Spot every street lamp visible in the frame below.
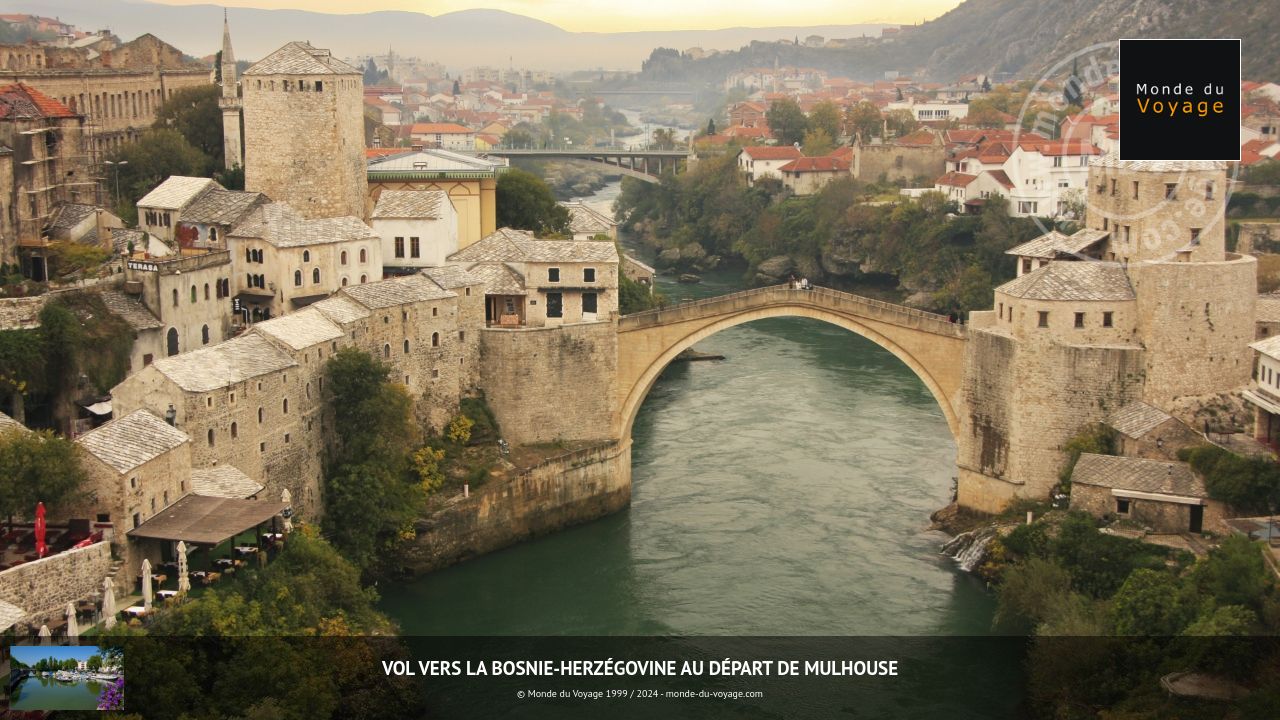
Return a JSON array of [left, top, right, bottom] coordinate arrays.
[[103, 160, 128, 211]]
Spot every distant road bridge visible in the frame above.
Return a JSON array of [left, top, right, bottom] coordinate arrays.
[[476, 148, 693, 182]]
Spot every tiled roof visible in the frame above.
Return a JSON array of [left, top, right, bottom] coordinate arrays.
[[230, 203, 379, 248], [0, 410, 26, 434], [421, 265, 483, 289], [1256, 295, 1280, 325], [1091, 156, 1228, 172], [623, 254, 656, 274], [366, 148, 506, 175], [151, 334, 297, 393], [109, 228, 148, 255], [985, 169, 1014, 189], [180, 188, 267, 226], [0, 83, 77, 119], [137, 176, 217, 210], [191, 465, 264, 499], [372, 190, 447, 219], [1108, 401, 1175, 439], [311, 295, 371, 325], [1072, 453, 1206, 499], [47, 203, 97, 231], [97, 289, 162, 331], [779, 156, 850, 173], [895, 129, 938, 146], [410, 122, 473, 134], [464, 262, 526, 295], [76, 410, 189, 474], [739, 146, 802, 161], [244, 41, 360, 76], [251, 308, 344, 350], [340, 273, 456, 310], [936, 171, 977, 187], [996, 260, 1135, 301], [1006, 228, 1109, 259], [447, 228, 618, 263], [560, 202, 616, 235], [1249, 333, 1280, 360]]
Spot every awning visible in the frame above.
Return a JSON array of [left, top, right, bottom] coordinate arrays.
[[1243, 389, 1280, 416], [290, 293, 330, 309], [233, 291, 273, 304], [126, 494, 288, 546]]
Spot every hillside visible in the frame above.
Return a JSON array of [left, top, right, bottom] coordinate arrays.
[[641, 0, 1279, 83]]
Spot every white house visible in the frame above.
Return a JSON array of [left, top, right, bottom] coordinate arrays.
[[409, 122, 476, 150], [885, 100, 970, 122], [370, 190, 459, 272], [736, 145, 803, 184]]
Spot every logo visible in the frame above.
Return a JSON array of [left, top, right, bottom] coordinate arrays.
[[1119, 39, 1240, 161]]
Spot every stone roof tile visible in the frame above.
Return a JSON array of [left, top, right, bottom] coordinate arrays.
[[243, 41, 360, 76], [230, 203, 379, 248], [97, 289, 162, 331], [560, 202, 616, 235], [421, 265, 483, 289], [464, 262, 526, 295], [996, 260, 1134, 302], [191, 465, 264, 499], [76, 410, 189, 474], [1006, 228, 1109, 259], [339, 273, 456, 310], [371, 190, 447, 219], [251, 308, 344, 350], [312, 295, 372, 325], [1072, 453, 1206, 498], [447, 228, 618, 264], [1107, 401, 1175, 439], [151, 334, 297, 393], [180, 189, 268, 226], [137, 176, 218, 210]]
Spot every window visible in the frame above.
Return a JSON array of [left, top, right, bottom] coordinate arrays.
[[583, 292, 598, 314], [294, 270, 302, 286], [394, 237, 404, 258], [383, 343, 391, 358], [1102, 311, 1114, 328], [584, 268, 596, 282], [313, 268, 321, 284], [1110, 179, 1116, 196], [316, 81, 322, 91], [1036, 311, 1049, 327], [1116, 498, 1131, 514], [1017, 201, 1037, 214], [166, 328, 179, 356], [172, 289, 179, 307], [360, 274, 368, 283], [190, 285, 197, 303], [284, 433, 290, 444], [1123, 225, 1131, 243], [432, 307, 438, 317], [258, 407, 263, 423], [1132, 181, 1139, 199], [133, 513, 140, 529], [282, 398, 288, 414], [1052, 156, 1063, 167], [1164, 183, 1177, 199], [202, 324, 210, 345], [303, 250, 310, 262], [1021, 258, 1031, 274], [432, 369, 439, 379], [404, 339, 410, 354], [1074, 312, 1084, 328], [359, 248, 367, 263], [207, 429, 215, 446], [548, 268, 561, 283], [1205, 182, 1214, 200], [260, 442, 266, 453], [342, 277, 348, 286], [143, 353, 153, 366], [459, 330, 465, 341], [546, 292, 563, 318], [231, 422, 238, 439], [340, 250, 348, 265], [204, 283, 210, 300], [998, 302, 1004, 318], [410, 237, 420, 258], [1190, 228, 1201, 246]]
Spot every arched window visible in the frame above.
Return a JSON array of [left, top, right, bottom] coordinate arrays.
[[190, 285, 197, 303], [257, 407, 263, 423], [359, 248, 367, 263], [201, 324, 210, 345], [432, 332, 440, 347], [204, 283, 210, 300], [341, 277, 348, 286], [403, 339, 410, 354], [246, 248, 252, 263], [172, 289, 179, 307], [294, 270, 302, 286], [340, 251, 347, 265], [312, 268, 320, 284], [383, 344, 391, 358], [303, 250, 310, 262], [360, 274, 368, 283], [210, 227, 218, 242], [166, 328, 179, 356], [282, 398, 288, 414], [207, 429, 215, 446], [246, 273, 253, 287], [230, 422, 238, 439]]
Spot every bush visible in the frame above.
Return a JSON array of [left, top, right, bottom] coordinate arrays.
[[1181, 444, 1280, 515], [459, 396, 499, 443]]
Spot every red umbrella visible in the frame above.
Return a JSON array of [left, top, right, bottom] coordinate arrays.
[[34, 502, 47, 558]]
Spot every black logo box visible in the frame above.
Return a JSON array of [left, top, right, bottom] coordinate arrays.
[[1119, 38, 1240, 161]]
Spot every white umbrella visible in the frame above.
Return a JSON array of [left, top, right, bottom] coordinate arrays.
[[141, 558, 153, 613], [102, 577, 117, 630], [176, 541, 190, 594], [38, 624, 50, 645], [281, 489, 293, 533], [65, 601, 78, 640]]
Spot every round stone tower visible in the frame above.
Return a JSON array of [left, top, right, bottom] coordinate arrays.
[[241, 41, 368, 220]]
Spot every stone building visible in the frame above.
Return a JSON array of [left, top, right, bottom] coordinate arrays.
[[227, 202, 382, 320], [446, 228, 618, 327], [1106, 400, 1201, 461], [560, 201, 618, 241], [0, 83, 95, 271], [1069, 453, 1225, 535], [135, 175, 266, 251], [370, 190, 458, 273], [1244, 334, 1280, 449], [242, 42, 367, 220], [122, 250, 234, 360], [366, 149, 507, 249], [779, 156, 851, 196], [853, 131, 946, 182], [136, 176, 218, 244], [958, 158, 1256, 511]]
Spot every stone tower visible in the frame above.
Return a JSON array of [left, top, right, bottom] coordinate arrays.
[[241, 41, 368, 220], [955, 157, 1255, 513], [218, 12, 243, 170]]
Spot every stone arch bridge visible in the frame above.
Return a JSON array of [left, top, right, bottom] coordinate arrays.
[[615, 285, 969, 443]]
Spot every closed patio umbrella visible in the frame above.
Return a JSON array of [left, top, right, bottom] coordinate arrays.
[[281, 489, 293, 533], [38, 624, 50, 645], [141, 558, 153, 613], [176, 541, 190, 594], [34, 502, 46, 558], [65, 601, 78, 639], [102, 577, 117, 630]]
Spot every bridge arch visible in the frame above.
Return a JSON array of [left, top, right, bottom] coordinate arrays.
[[615, 287, 968, 444]]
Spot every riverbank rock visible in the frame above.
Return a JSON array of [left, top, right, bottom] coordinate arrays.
[[656, 247, 683, 268], [756, 255, 794, 282]]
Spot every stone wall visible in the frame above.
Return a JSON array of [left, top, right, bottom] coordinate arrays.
[[1236, 222, 1280, 255], [0, 541, 111, 627], [478, 321, 617, 446], [401, 441, 630, 574], [854, 143, 945, 183], [1071, 483, 1228, 535]]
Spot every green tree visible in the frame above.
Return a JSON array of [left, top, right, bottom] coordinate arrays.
[[495, 168, 571, 236], [807, 100, 842, 141], [1191, 534, 1273, 611], [153, 85, 225, 167], [87, 655, 102, 671], [0, 428, 86, 522], [801, 128, 835, 156], [106, 129, 212, 222], [766, 99, 809, 146], [1181, 444, 1280, 515], [1109, 569, 1193, 635], [883, 108, 919, 138], [844, 101, 882, 143], [705, 118, 716, 136], [651, 127, 677, 150], [993, 556, 1073, 633]]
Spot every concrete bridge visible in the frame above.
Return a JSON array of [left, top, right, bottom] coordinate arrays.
[[477, 148, 692, 182], [615, 285, 969, 441]]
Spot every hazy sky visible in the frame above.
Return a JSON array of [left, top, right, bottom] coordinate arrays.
[[148, 1, 963, 32]]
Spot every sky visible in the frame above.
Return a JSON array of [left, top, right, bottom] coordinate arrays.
[[145, 0, 964, 32], [12, 645, 103, 664]]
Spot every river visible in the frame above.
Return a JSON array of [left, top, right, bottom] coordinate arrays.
[[379, 182, 1017, 712]]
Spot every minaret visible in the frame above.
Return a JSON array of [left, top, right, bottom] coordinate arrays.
[[219, 11, 243, 170]]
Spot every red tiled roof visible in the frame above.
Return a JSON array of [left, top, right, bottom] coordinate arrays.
[[365, 147, 406, 158], [0, 83, 77, 120], [985, 170, 1014, 189], [779, 156, 850, 173], [722, 125, 772, 138], [410, 122, 473, 134], [895, 129, 937, 147], [740, 145, 802, 160], [1241, 139, 1278, 166], [935, 171, 977, 187], [1032, 140, 1102, 156]]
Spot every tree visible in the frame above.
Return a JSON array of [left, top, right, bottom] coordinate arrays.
[[1063, 58, 1085, 108], [1109, 569, 1193, 635], [844, 101, 881, 143], [705, 118, 716, 136], [106, 129, 211, 223], [801, 128, 835, 156], [87, 655, 103, 671], [495, 168, 571, 236], [153, 85, 224, 167], [965, 98, 1009, 129], [0, 428, 86, 522], [883, 109, 919, 138], [651, 127, 677, 150], [807, 101, 842, 142], [766, 99, 808, 146]]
